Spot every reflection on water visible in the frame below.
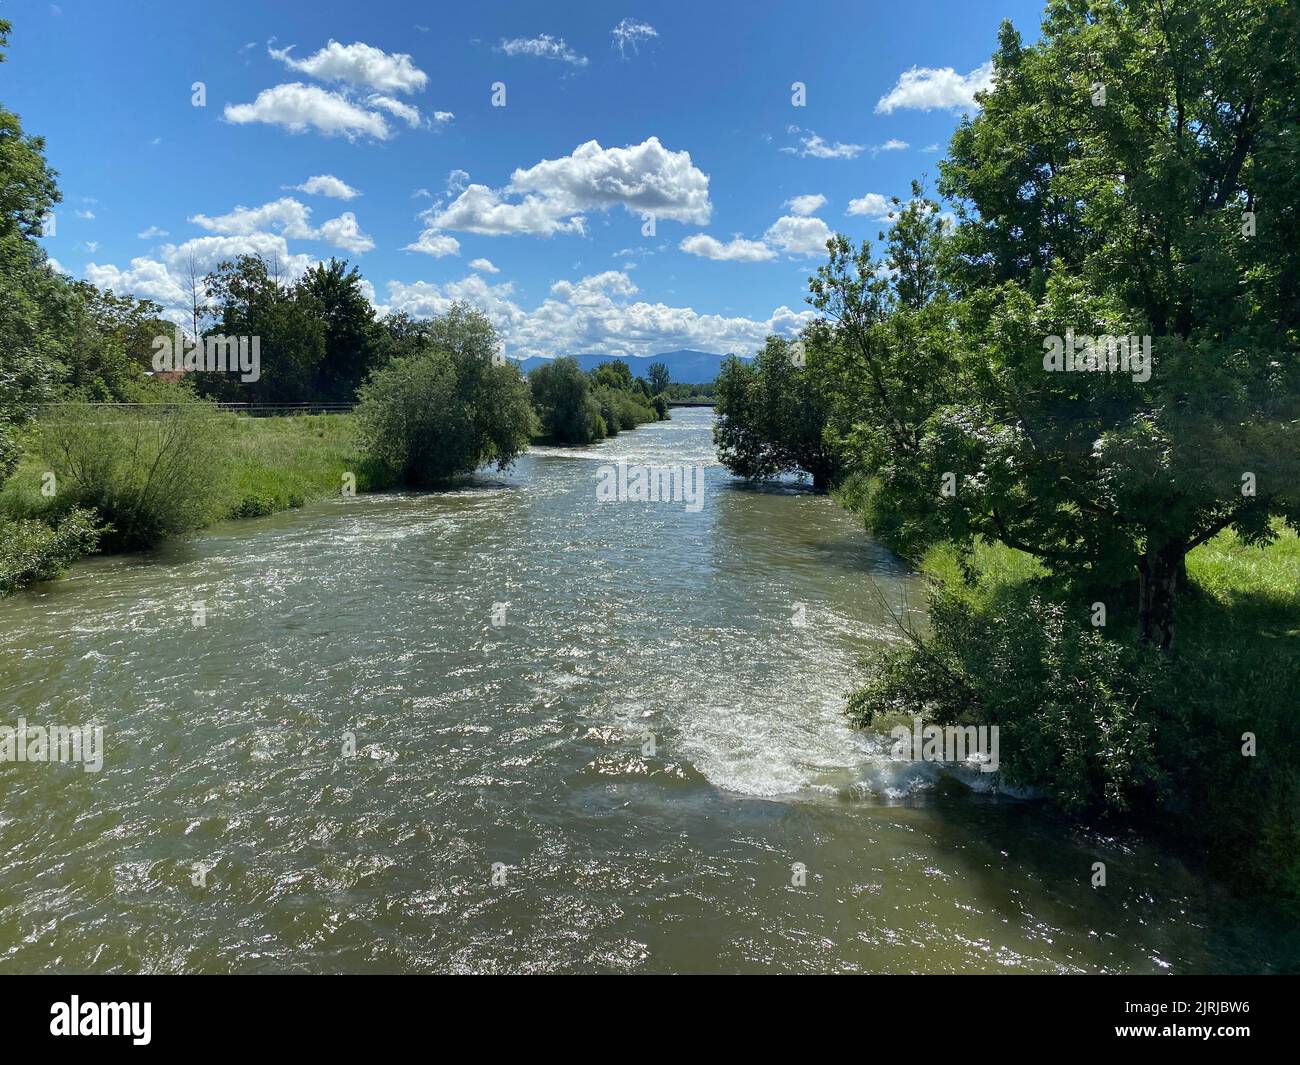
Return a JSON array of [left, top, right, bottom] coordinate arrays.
[[0, 409, 1294, 973]]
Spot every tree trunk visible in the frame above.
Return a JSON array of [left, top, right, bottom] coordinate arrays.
[[812, 469, 829, 493], [1138, 539, 1185, 653]]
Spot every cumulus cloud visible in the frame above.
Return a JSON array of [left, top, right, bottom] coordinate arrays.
[[190, 197, 317, 239], [498, 35, 587, 67], [785, 194, 826, 216], [846, 193, 895, 220], [224, 82, 391, 140], [189, 197, 373, 253], [318, 212, 375, 253], [763, 214, 834, 257], [269, 40, 428, 94], [611, 19, 657, 58], [137, 225, 170, 239], [289, 174, 361, 200], [470, 258, 500, 273], [385, 269, 812, 358], [679, 234, 776, 262], [404, 232, 462, 257], [875, 61, 994, 113], [410, 137, 711, 245]]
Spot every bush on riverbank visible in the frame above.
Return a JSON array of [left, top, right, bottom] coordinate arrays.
[[847, 531, 1300, 896], [355, 304, 536, 486], [0, 508, 102, 595], [32, 386, 232, 551]]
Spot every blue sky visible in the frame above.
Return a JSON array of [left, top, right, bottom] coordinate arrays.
[[10, 0, 1044, 358]]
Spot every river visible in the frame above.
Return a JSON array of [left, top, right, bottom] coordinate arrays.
[[0, 409, 1293, 973]]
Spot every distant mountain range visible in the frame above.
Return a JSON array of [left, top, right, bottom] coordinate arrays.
[[513, 349, 749, 383]]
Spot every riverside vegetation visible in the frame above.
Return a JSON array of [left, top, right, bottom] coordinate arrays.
[[714, 1, 1299, 895]]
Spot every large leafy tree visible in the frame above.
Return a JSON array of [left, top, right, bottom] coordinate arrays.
[[301, 258, 380, 402], [647, 361, 670, 396], [714, 336, 841, 491], [0, 17, 61, 478], [202, 255, 326, 403], [355, 303, 535, 485], [820, 0, 1300, 650]]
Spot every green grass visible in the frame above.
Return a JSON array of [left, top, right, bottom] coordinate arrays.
[[1, 413, 382, 526], [217, 414, 387, 518]]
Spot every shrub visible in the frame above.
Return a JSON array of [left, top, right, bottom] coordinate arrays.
[[35, 388, 233, 551], [355, 323, 535, 486], [0, 508, 102, 595]]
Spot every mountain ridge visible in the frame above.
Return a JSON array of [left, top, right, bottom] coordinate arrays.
[[513, 349, 750, 383]]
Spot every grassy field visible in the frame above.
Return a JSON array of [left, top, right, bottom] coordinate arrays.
[[1, 412, 377, 524]]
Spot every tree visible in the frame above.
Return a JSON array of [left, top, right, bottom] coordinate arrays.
[[203, 255, 325, 403], [818, 2, 1300, 651], [714, 336, 841, 491], [647, 361, 670, 395], [590, 359, 633, 391], [529, 356, 605, 444], [301, 258, 380, 402], [355, 303, 535, 485]]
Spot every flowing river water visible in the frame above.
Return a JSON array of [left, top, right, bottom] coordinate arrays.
[[0, 409, 1294, 973]]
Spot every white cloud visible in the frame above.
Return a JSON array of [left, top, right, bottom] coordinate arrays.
[[611, 19, 657, 58], [190, 197, 317, 239], [137, 225, 170, 239], [367, 94, 423, 128], [875, 61, 994, 114], [876, 139, 909, 153], [385, 269, 812, 358], [498, 35, 587, 67], [785, 194, 826, 216], [763, 214, 834, 257], [164, 233, 313, 279], [411, 137, 711, 244], [432, 111, 454, 124], [224, 82, 391, 140], [85, 230, 328, 329], [469, 258, 500, 273], [269, 40, 428, 94], [318, 212, 375, 253], [679, 234, 775, 262], [846, 193, 895, 220], [290, 174, 361, 200], [783, 129, 864, 160], [190, 197, 372, 253], [404, 232, 462, 257], [74, 209, 95, 220]]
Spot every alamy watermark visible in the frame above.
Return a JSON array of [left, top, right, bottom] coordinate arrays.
[[1042, 330, 1151, 383], [1, 717, 103, 772], [151, 325, 261, 383], [889, 716, 999, 773], [596, 461, 705, 512]]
